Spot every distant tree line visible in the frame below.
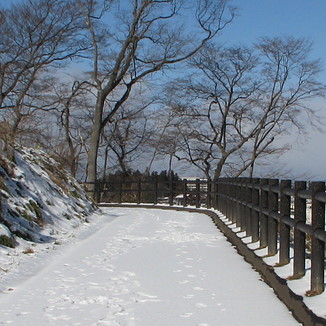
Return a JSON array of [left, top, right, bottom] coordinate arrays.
[[1, 0, 325, 183]]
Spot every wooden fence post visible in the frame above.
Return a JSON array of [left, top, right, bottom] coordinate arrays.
[[245, 178, 252, 237], [169, 174, 173, 206], [222, 178, 232, 218], [239, 179, 246, 231], [154, 176, 158, 205], [293, 181, 307, 279], [206, 178, 212, 209], [223, 179, 228, 219], [183, 179, 187, 207], [223, 179, 229, 220], [118, 177, 122, 203], [260, 179, 268, 248], [229, 180, 235, 222], [308, 181, 325, 296], [223, 179, 227, 216], [195, 178, 200, 208], [137, 177, 141, 204], [236, 179, 241, 225], [218, 179, 225, 215], [268, 179, 279, 256], [213, 178, 218, 210], [251, 178, 260, 242], [279, 180, 291, 265]]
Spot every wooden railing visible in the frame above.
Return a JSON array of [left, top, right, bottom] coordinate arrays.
[[83, 177, 326, 296], [83, 178, 214, 208]]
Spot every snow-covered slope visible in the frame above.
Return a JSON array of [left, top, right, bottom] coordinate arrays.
[[0, 147, 96, 248]]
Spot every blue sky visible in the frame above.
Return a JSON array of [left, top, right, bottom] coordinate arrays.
[[215, 0, 326, 180], [220, 0, 326, 81]]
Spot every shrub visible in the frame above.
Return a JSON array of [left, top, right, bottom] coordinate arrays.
[[0, 176, 9, 193], [0, 234, 15, 248], [70, 189, 81, 199], [25, 200, 45, 226], [0, 156, 15, 178]]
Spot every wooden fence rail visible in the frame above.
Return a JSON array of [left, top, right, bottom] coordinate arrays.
[[83, 177, 326, 296]]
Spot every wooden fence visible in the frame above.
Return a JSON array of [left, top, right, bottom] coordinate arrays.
[[217, 178, 326, 296], [84, 178, 214, 208], [83, 177, 326, 296]]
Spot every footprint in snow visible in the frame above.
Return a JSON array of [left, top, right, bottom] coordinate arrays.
[[179, 280, 189, 284], [180, 312, 193, 318], [193, 286, 204, 291], [183, 294, 194, 299]]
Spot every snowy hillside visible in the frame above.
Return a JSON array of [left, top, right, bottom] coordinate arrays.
[[0, 147, 96, 248]]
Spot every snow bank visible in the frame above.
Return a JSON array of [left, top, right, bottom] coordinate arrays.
[[0, 147, 96, 247]]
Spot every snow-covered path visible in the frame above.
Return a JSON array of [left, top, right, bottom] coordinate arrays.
[[0, 207, 300, 325]]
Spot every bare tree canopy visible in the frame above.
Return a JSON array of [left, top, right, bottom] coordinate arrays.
[[81, 0, 235, 184], [2, 1, 325, 182], [0, 0, 87, 157], [162, 37, 325, 179]]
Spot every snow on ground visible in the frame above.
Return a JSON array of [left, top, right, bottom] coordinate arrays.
[[223, 217, 326, 319], [0, 207, 300, 325]]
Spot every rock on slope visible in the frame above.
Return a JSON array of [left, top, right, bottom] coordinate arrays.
[[0, 147, 96, 248]]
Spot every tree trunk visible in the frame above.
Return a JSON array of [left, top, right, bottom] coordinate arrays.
[[87, 93, 105, 186], [214, 156, 227, 179], [249, 162, 255, 178]]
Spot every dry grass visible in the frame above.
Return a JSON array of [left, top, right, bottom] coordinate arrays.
[[22, 247, 35, 254]]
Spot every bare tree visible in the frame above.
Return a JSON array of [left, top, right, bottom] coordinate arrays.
[[80, 0, 235, 185], [50, 81, 93, 177], [101, 104, 152, 178], [145, 104, 185, 174], [165, 38, 325, 179], [0, 0, 87, 157]]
